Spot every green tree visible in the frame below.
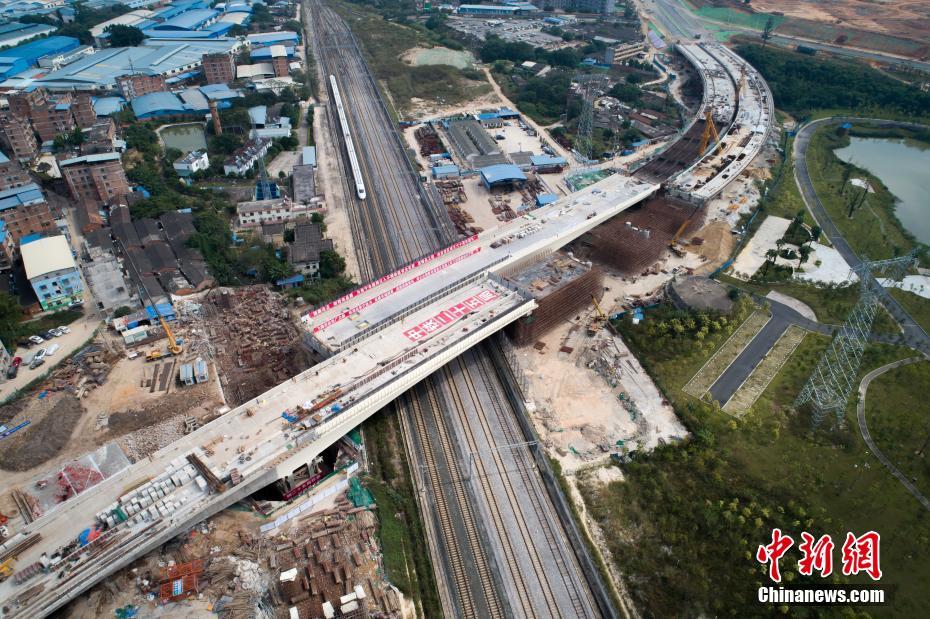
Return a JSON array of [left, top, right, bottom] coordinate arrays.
[[113, 306, 133, 318], [0, 293, 23, 346], [105, 24, 145, 47], [761, 16, 775, 48], [319, 250, 346, 279]]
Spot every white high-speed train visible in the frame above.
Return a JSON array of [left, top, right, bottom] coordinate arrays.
[[329, 75, 367, 200]]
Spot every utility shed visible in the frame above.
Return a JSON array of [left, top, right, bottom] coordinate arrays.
[[194, 357, 208, 383], [179, 363, 195, 386]]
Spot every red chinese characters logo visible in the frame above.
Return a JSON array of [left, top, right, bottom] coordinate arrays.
[[841, 531, 882, 581], [756, 528, 794, 583], [798, 532, 834, 577], [757, 530, 882, 583]]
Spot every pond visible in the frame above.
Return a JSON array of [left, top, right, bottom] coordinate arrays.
[[157, 122, 207, 154], [835, 136, 930, 245]]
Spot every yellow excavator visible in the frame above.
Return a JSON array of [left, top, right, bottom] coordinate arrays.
[[145, 312, 182, 362], [698, 107, 722, 156], [0, 557, 16, 582], [588, 296, 609, 335]]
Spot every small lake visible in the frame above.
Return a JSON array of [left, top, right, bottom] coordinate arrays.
[[835, 136, 930, 245], [157, 122, 207, 154]]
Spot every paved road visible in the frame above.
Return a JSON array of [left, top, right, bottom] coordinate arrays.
[[709, 311, 789, 405], [793, 117, 930, 356], [856, 357, 930, 511], [646, 0, 930, 73]]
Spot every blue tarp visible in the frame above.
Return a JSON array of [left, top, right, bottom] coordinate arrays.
[[145, 303, 176, 321]]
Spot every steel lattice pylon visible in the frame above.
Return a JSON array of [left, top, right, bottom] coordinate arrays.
[[795, 251, 919, 428], [573, 75, 608, 167]]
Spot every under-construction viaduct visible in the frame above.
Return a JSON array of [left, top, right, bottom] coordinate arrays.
[[0, 11, 772, 616]]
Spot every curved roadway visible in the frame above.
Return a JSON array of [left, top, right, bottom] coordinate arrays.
[[856, 357, 930, 511], [793, 117, 930, 356]]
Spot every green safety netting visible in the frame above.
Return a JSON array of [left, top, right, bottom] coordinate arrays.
[[347, 478, 374, 508]]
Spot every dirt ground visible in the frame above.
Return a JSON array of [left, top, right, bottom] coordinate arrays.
[[752, 0, 930, 43], [516, 271, 687, 473], [687, 220, 735, 274], [0, 393, 83, 472], [313, 101, 361, 281]]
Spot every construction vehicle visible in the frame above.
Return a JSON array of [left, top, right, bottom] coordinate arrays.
[[588, 296, 609, 335], [145, 311, 182, 361], [698, 107, 722, 157], [0, 557, 14, 582], [669, 219, 690, 257]]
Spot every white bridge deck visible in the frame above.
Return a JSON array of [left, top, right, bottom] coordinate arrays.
[[0, 172, 657, 617]]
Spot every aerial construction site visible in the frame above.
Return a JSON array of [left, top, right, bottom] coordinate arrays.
[[0, 0, 781, 617]]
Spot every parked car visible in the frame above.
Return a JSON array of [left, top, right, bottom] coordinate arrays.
[[6, 357, 21, 379], [41, 330, 57, 340], [46, 343, 60, 356], [47, 328, 63, 338], [18, 339, 33, 349], [28, 335, 45, 345], [57, 325, 71, 334], [29, 350, 46, 369]]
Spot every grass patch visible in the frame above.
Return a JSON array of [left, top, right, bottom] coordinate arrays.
[[581, 298, 930, 615], [694, 6, 783, 31], [806, 126, 917, 259], [889, 288, 930, 335], [363, 406, 441, 617], [866, 360, 930, 498], [331, 0, 489, 114]]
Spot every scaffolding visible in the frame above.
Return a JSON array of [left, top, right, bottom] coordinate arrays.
[[795, 252, 919, 428]]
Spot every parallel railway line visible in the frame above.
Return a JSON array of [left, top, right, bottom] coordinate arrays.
[[306, 1, 607, 615]]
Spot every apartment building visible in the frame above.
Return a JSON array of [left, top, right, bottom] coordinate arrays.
[[0, 113, 38, 162], [116, 73, 168, 99], [0, 183, 56, 244], [202, 52, 236, 85], [0, 152, 32, 191], [58, 152, 130, 207]]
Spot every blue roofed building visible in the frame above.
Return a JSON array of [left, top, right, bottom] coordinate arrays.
[[0, 183, 55, 243], [535, 193, 558, 206], [93, 96, 126, 116], [35, 39, 241, 90], [0, 36, 80, 69], [0, 22, 57, 48], [457, 5, 525, 16], [432, 164, 459, 179], [131, 91, 188, 118], [479, 164, 526, 189], [252, 45, 295, 60], [530, 154, 567, 172], [247, 31, 299, 48], [147, 8, 220, 32], [0, 57, 29, 80]]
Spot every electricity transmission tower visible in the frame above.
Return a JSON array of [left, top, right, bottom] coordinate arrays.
[[795, 251, 919, 428], [573, 74, 608, 166]]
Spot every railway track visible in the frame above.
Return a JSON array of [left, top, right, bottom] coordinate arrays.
[[306, 1, 608, 616]]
